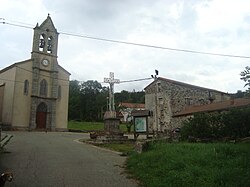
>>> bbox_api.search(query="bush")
[181,107,250,140]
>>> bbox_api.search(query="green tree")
[115,90,145,104]
[80,80,104,121]
[240,66,250,96]
[68,80,81,120]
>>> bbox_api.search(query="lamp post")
[151,70,159,136]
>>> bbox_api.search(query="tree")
[240,66,250,96]
[115,90,145,104]
[68,80,81,120]
[80,80,104,121]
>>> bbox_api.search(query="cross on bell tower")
[104,72,120,118]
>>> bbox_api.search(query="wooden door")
[36,102,47,129]
[36,112,46,129]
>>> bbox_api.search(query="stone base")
[96,133,129,143]
[90,131,129,143]
[90,117,129,143]
[104,118,121,134]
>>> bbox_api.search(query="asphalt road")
[0,131,138,187]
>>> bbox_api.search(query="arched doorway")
[36,102,47,129]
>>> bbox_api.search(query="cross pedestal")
[97,72,128,142]
[103,72,120,131]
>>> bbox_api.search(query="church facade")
[0,15,70,131]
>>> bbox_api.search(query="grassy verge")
[68,121,133,133]
[126,142,250,187]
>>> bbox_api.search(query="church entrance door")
[36,102,47,129]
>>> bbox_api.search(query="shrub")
[181,107,250,140]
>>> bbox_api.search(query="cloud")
[1,0,249,93]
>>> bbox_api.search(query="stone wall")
[145,78,231,133]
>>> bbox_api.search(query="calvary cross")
[104,72,120,114]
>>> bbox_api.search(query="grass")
[68,121,104,131]
[68,122,250,186]
[68,120,133,133]
[126,142,250,187]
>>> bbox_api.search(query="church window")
[47,36,52,53]
[39,34,46,52]
[58,85,61,99]
[40,79,47,97]
[24,80,29,95]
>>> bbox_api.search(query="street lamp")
[151,70,159,136]
[151,69,159,80]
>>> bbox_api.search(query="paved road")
[0,131,138,187]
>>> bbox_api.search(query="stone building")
[145,77,231,134]
[0,15,70,131]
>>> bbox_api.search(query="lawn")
[68,121,104,131]
[126,142,250,187]
[68,121,133,133]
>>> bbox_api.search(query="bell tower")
[29,15,59,131]
[32,14,58,56]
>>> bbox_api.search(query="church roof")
[35,14,57,33]
[173,98,250,117]
[0,59,31,74]
[145,77,229,94]
[58,64,71,75]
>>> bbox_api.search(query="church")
[0,15,70,131]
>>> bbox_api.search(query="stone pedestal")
[89,113,128,143]
[104,118,120,134]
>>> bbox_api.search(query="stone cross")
[104,72,120,116]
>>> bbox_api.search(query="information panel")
[134,117,147,132]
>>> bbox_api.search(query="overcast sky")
[1,0,250,93]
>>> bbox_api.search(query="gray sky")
[1,0,250,93]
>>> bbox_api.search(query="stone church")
[0,15,70,131]
[145,77,231,134]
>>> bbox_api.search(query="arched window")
[58,85,61,99]
[47,36,52,53]
[39,34,46,52]
[24,80,29,95]
[40,79,47,97]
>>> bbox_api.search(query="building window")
[24,80,29,95]
[58,85,61,99]
[40,79,47,97]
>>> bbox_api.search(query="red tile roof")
[173,98,250,117]
[119,102,145,109]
